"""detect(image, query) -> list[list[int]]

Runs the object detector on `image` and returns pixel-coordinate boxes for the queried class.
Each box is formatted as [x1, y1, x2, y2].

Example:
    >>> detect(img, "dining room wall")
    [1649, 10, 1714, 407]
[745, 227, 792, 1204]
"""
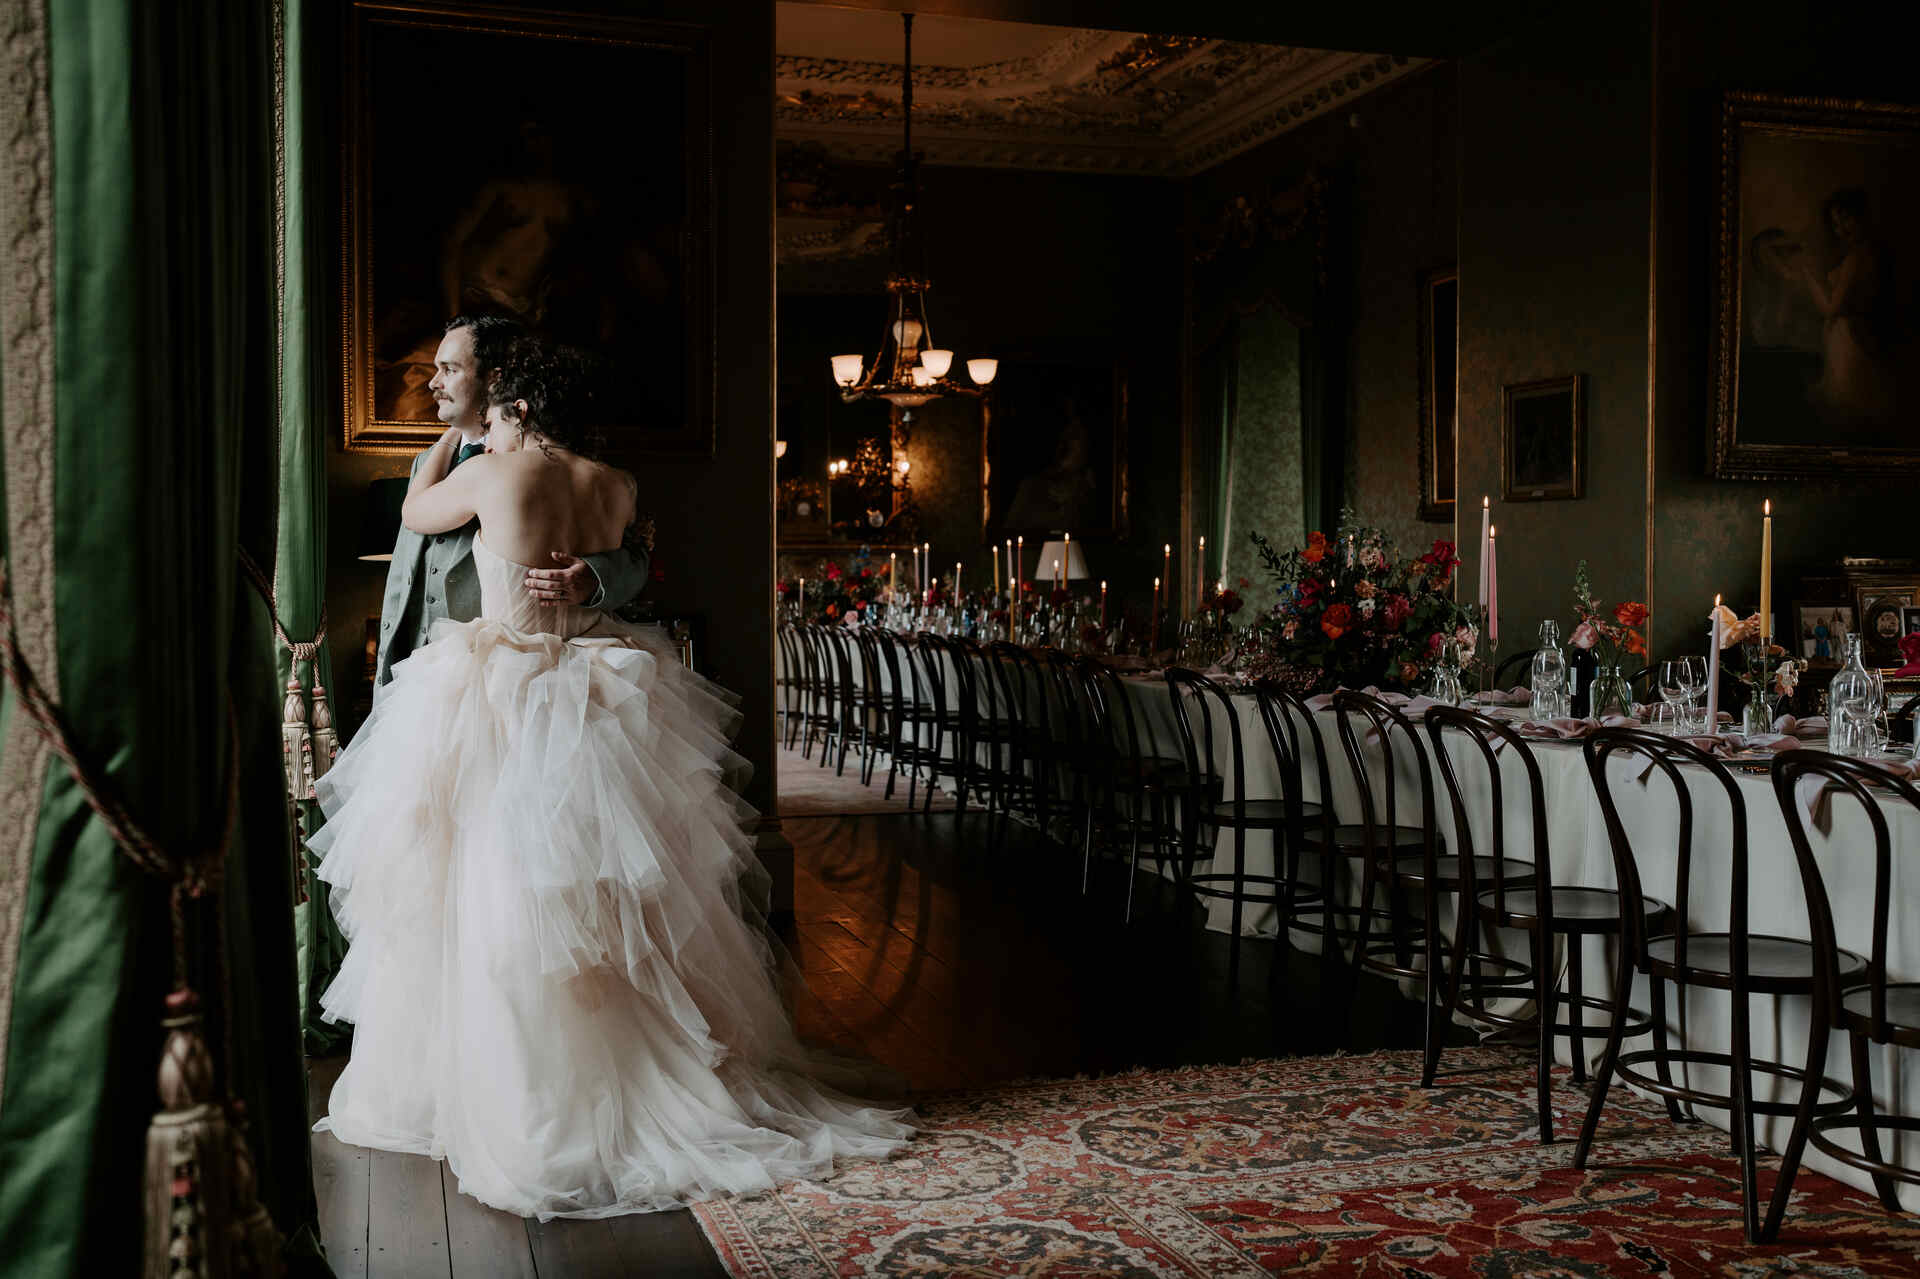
[1649, 0, 1920, 661]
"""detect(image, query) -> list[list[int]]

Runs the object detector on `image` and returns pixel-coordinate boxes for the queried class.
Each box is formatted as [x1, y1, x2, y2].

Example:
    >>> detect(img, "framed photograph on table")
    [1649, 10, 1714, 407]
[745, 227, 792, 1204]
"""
[1416, 266, 1457, 522]
[1793, 602, 1853, 665]
[1709, 91, 1920, 480]
[981, 361, 1128, 542]
[1858, 590, 1913, 666]
[1501, 375, 1584, 502]
[341, 2, 714, 457]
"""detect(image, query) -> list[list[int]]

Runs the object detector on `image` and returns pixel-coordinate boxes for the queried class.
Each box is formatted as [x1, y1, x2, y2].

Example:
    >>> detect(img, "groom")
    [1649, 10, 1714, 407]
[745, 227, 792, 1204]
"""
[373, 313, 650, 692]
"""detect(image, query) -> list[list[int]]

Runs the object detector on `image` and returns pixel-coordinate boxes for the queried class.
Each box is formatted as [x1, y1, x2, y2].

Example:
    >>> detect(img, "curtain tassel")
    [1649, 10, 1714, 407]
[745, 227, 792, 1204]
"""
[308, 683, 339, 782]
[279, 676, 313, 803]
[142, 988, 279, 1279]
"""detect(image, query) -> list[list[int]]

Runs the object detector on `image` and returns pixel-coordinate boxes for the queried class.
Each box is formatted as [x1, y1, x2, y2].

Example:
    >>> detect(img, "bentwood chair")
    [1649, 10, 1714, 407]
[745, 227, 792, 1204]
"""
[1077, 659, 1189, 920]
[909, 632, 973, 816]
[849, 627, 894, 786]
[986, 641, 1058, 839]
[795, 624, 838, 761]
[1768, 751, 1920, 1236]
[1576, 728, 1864, 1244]
[869, 627, 939, 805]
[1320, 690, 1527, 1086]
[1423, 706, 1672, 1142]
[1165, 668, 1326, 989]
[776, 624, 806, 749]
[822, 625, 863, 775]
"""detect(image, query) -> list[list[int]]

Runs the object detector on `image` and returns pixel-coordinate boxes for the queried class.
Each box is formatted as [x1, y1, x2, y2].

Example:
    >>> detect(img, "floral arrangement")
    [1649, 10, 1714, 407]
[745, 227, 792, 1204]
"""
[776, 547, 895, 623]
[1569, 560, 1649, 668]
[1203, 579, 1248, 617]
[1242, 510, 1474, 693]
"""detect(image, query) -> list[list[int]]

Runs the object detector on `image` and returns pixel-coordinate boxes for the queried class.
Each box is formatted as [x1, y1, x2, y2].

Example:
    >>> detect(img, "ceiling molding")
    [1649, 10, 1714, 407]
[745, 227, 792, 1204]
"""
[776, 37, 1424, 176]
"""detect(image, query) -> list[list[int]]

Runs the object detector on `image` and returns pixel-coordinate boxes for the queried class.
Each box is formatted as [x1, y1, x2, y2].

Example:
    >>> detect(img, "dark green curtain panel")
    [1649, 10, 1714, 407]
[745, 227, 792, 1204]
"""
[277, 0, 350, 1058]
[0, 0, 324, 1274]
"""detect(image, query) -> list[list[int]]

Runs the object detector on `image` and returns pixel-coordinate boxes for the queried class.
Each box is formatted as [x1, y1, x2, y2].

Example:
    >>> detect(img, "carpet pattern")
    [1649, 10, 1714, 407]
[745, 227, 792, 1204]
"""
[693, 1048, 1920, 1277]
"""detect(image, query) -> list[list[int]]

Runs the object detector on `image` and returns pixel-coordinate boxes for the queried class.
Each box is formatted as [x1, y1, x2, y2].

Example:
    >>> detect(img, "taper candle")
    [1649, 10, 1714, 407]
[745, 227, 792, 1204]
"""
[923, 543, 931, 606]
[1486, 525, 1499, 647]
[1150, 575, 1161, 647]
[1196, 536, 1206, 613]
[1478, 496, 1491, 609]
[1100, 580, 1108, 627]
[798, 577, 806, 614]
[1707, 594, 1723, 729]
[889, 552, 897, 604]
[1053, 558, 1062, 592]
[1016, 536, 1025, 589]
[1161, 543, 1172, 610]
[954, 562, 962, 602]
[991, 544, 1000, 599]
[1759, 499, 1773, 643]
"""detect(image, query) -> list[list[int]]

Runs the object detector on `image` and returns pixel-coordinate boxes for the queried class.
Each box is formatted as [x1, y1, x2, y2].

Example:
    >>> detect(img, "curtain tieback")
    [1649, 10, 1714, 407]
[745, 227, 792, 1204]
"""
[0, 558, 280, 1279]
[237, 549, 335, 803]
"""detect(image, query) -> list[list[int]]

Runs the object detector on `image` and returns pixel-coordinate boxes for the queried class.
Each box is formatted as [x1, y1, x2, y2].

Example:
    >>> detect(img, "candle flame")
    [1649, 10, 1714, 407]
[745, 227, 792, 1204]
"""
[1715, 593, 1722, 605]
[1163, 543, 1170, 554]
[1154, 576, 1160, 587]
[1764, 499, 1771, 516]
[1483, 495, 1490, 509]
[1489, 525, 1496, 537]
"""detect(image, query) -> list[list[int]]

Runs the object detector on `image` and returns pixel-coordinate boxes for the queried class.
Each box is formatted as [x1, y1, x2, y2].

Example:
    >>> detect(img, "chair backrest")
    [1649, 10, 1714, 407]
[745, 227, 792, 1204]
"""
[1246, 682, 1322, 833]
[1492, 650, 1533, 689]
[853, 625, 889, 714]
[911, 631, 955, 724]
[1582, 727, 1748, 978]
[868, 626, 913, 720]
[987, 641, 1052, 743]
[823, 625, 859, 708]
[1164, 667, 1247, 818]
[1424, 705, 1551, 923]
[799, 623, 831, 703]
[1329, 690, 1437, 864]
[1038, 648, 1087, 754]
[1771, 750, 1920, 1042]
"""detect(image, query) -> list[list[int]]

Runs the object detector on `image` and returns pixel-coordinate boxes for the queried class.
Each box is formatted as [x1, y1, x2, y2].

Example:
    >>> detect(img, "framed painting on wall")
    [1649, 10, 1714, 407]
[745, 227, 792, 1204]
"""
[1416, 266, 1457, 522]
[1501, 375, 1585, 502]
[341, 2, 714, 456]
[981, 362, 1128, 542]
[1710, 91, 1920, 480]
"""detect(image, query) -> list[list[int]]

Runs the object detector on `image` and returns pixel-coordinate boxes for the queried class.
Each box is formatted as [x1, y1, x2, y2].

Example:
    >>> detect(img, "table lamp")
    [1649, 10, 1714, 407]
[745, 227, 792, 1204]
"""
[1034, 539, 1089, 583]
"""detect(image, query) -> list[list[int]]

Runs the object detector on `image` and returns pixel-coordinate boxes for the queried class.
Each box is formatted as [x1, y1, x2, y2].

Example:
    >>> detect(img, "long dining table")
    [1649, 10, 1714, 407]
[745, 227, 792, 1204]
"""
[781, 624, 1917, 1206]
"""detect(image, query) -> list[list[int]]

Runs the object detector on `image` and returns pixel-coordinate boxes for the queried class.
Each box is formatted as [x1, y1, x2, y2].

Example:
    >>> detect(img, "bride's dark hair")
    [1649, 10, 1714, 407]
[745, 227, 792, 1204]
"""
[487, 337, 606, 460]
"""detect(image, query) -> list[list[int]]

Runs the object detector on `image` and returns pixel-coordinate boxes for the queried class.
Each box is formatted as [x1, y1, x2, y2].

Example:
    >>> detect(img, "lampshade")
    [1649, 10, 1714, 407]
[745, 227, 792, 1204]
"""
[1034, 539, 1090, 581]
[356, 476, 410, 561]
[774, 439, 788, 459]
[890, 318, 924, 349]
[967, 357, 998, 386]
[830, 354, 863, 387]
[919, 348, 953, 378]
[909, 365, 934, 387]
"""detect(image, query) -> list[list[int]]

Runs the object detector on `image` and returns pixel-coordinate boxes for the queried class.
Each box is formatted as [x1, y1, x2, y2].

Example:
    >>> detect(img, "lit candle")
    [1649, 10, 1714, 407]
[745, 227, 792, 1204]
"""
[1007, 577, 1016, 640]
[953, 561, 962, 602]
[1100, 580, 1108, 627]
[798, 577, 806, 615]
[1016, 535, 1025, 589]
[1707, 594, 1723, 729]
[1161, 542, 1172, 611]
[1063, 531, 1072, 583]
[1346, 534, 1354, 568]
[1478, 496, 1491, 609]
[923, 542, 931, 606]
[1053, 558, 1062, 592]
[1150, 576, 1161, 647]
[1760, 499, 1773, 643]
[991, 544, 1000, 598]
[889, 552, 897, 604]
[1486, 525, 1499, 648]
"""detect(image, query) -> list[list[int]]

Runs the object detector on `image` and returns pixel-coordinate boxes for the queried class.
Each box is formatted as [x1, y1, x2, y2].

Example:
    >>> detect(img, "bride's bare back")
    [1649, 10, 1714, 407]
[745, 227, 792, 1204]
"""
[469, 447, 636, 568]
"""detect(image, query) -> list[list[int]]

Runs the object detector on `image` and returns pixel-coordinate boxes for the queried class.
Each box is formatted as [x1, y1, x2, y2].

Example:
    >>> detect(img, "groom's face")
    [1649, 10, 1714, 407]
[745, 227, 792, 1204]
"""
[428, 328, 486, 433]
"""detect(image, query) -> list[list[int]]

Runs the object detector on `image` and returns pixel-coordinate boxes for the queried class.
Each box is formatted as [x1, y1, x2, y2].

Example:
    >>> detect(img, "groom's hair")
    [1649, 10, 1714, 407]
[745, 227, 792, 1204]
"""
[444, 313, 528, 380]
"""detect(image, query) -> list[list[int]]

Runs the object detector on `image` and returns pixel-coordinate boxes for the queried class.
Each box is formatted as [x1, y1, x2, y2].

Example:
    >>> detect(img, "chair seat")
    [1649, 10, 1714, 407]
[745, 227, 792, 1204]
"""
[1393, 853, 1533, 887]
[1199, 798, 1325, 827]
[1301, 823, 1425, 853]
[1839, 982, 1920, 1036]
[1479, 885, 1669, 931]
[1646, 932, 1869, 990]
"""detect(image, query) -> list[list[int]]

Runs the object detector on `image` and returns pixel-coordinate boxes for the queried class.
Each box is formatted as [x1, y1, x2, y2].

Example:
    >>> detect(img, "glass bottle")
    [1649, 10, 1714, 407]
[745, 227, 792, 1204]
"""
[1530, 620, 1567, 720]
[1590, 664, 1633, 720]
[1828, 632, 1876, 758]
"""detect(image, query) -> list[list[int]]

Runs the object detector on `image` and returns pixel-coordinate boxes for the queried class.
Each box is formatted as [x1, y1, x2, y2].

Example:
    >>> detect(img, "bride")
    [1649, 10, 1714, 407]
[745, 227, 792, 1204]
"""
[310, 339, 913, 1219]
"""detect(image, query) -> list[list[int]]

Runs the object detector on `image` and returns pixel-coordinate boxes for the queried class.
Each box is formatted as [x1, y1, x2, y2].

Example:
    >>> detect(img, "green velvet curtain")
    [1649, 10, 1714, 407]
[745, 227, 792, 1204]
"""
[0, 0, 325, 1273]
[277, 0, 350, 1058]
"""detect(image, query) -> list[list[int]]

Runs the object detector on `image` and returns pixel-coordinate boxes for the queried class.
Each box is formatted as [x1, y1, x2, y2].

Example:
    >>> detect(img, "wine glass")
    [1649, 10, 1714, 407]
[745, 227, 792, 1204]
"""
[1659, 660, 1688, 728]
[1681, 656, 1708, 732]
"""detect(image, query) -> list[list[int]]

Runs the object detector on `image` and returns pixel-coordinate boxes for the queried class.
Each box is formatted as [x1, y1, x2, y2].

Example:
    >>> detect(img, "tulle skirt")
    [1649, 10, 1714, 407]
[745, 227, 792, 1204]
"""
[309, 617, 913, 1219]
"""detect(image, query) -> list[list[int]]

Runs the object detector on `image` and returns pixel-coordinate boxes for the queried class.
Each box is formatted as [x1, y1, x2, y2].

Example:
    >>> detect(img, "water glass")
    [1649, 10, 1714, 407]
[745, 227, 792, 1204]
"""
[1645, 701, 1679, 733]
[1681, 656, 1708, 732]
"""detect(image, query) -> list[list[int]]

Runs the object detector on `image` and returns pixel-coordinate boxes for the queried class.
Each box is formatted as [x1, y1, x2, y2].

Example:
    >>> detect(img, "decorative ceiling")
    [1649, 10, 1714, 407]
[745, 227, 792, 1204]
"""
[775, 4, 1423, 177]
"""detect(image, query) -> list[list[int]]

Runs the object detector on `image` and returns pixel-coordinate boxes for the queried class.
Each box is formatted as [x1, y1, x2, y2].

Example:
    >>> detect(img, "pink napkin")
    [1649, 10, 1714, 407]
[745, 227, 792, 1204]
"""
[1303, 686, 1430, 715]
[1772, 714, 1828, 736]
[1795, 756, 1920, 833]
[1471, 686, 1533, 707]
[1516, 714, 1640, 741]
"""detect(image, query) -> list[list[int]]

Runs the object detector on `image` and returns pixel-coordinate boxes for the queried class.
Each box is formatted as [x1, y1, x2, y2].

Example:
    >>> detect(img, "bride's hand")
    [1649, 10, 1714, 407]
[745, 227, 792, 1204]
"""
[525, 552, 594, 608]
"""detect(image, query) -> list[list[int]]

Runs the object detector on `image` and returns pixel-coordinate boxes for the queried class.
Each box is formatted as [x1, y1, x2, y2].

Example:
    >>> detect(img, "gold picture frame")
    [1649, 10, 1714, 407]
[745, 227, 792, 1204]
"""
[340, 2, 715, 456]
[1709, 91, 1920, 480]
[1501, 374, 1585, 502]
[1416, 266, 1457, 523]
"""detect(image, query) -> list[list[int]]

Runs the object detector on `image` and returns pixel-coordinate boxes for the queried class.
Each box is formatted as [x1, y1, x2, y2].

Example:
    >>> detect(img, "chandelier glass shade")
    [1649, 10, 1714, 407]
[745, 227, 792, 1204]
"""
[829, 13, 995, 408]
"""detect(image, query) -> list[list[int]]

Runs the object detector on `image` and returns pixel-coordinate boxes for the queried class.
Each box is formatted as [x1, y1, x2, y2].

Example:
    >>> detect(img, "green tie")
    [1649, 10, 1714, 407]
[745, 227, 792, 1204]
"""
[453, 440, 485, 468]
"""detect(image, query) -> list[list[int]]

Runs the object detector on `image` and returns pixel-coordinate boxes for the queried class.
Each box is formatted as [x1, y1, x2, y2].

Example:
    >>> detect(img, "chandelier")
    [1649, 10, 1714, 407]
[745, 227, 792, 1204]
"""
[829, 12, 995, 409]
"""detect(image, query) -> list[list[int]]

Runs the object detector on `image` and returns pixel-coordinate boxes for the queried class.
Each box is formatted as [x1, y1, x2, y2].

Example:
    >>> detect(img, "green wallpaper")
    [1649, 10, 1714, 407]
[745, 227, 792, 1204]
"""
[1220, 309, 1305, 609]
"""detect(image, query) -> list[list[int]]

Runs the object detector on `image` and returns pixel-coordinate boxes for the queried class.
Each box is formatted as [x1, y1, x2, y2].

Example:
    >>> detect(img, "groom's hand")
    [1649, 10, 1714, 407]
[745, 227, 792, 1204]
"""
[525, 552, 594, 607]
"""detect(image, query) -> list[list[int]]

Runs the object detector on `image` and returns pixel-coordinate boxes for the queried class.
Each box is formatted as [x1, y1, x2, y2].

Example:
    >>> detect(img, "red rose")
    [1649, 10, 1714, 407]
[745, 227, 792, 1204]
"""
[1321, 603, 1353, 640]
[1613, 601, 1650, 628]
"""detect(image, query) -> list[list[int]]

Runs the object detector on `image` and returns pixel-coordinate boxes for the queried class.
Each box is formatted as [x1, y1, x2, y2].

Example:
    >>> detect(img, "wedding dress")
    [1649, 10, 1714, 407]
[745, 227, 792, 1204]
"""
[310, 537, 912, 1219]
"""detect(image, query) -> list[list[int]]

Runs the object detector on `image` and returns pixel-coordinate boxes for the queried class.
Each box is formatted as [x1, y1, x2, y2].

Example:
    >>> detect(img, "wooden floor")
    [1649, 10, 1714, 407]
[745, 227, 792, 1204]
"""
[310, 807, 1448, 1277]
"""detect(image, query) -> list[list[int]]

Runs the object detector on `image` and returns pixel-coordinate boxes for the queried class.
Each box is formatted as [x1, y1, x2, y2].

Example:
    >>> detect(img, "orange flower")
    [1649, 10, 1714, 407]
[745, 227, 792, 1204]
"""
[1302, 543, 1326, 565]
[1625, 630, 1648, 658]
[1321, 603, 1353, 640]
[1613, 601, 1650, 628]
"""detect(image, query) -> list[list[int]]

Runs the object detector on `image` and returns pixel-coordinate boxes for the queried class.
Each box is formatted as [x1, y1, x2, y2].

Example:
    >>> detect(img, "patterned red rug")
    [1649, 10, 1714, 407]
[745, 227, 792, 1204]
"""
[693, 1047, 1920, 1277]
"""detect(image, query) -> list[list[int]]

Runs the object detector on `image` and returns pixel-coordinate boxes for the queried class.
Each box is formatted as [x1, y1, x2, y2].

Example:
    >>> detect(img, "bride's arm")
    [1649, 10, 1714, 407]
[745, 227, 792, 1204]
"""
[401, 427, 485, 534]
